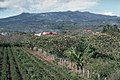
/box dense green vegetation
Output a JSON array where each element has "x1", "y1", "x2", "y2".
[
  {"x1": 0, "y1": 25, "x2": 120, "y2": 80},
  {"x1": 24, "y1": 25, "x2": 120, "y2": 80},
  {"x1": 0, "y1": 45, "x2": 80, "y2": 80}
]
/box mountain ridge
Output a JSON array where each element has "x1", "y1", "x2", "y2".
[
  {"x1": 0, "y1": 11, "x2": 119, "y2": 20},
  {"x1": 0, "y1": 11, "x2": 120, "y2": 32}
]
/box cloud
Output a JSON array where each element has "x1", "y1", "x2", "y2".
[
  {"x1": 102, "y1": 12, "x2": 114, "y2": 16},
  {"x1": 0, "y1": 0, "x2": 22, "y2": 8},
  {"x1": 58, "y1": 0, "x2": 98, "y2": 11},
  {"x1": 100, "y1": 11, "x2": 119, "y2": 16},
  {"x1": 0, "y1": 0, "x2": 98, "y2": 13},
  {"x1": 26, "y1": 0, "x2": 99, "y2": 12}
]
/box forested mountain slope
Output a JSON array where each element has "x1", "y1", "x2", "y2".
[{"x1": 0, "y1": 11, "x2": 120, "y2": 32}]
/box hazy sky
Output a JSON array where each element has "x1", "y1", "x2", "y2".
[{"x1": 0, "y1": 0, "x2": 120, "y2": 18}]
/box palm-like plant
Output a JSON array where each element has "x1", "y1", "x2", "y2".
[{"x1": 65, "y1": 47, "x2": 84, "y2": 70}]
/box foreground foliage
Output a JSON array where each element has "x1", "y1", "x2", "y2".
[
  {"x1": 0, "y1": 46, "x2": 80, "y2": 80},
  {"x1": 26, "y1": 25, "x2": 120, "y2": 80},
  {"x1": 0, "y1": 25, "x2": 120, "y2": 80}
]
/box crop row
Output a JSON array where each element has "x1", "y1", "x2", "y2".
[
  {"x1": 13, "y1": 47, "x2": 79, "y2": 80},
  {"x1": 0, "y1": 46, "x2": 79, "y2": 80},
  {"x1": 13, "y1": 47, "x2": 55, "y2": 80},
  {"x1": 9, "y1": 47, "x2": 23, "y2": 80},
  {"x1": 1, "y1": 47, "x2": 8, "y2": 80},
  {"x1": 0, "y1": 47, "x2": 24, "y2": 80},
  {"x1": 0, "y1": 47, "x2": 4, "y2": 80}
]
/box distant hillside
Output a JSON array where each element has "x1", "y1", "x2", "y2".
[{"x1": 0, "y1": 11, "x2": 120, "y2": 32}]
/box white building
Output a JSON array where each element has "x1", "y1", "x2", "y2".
[{"x1": 34, "y1": 33, "x2": 42, "y2": 36}]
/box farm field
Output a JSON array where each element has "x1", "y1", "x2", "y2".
[
  {"x1": 0, "y1": 25, "x2": 120, "y2": 80},
  {"x1": 0, "y1": 46, "x2": 80, "y2": 80},
  {"x1": 25, "y1": 25, "x2": 120, "y2": 80}
]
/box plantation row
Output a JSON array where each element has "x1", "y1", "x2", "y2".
[
  {"x1": 0, "y1": 47, "x2": 24, "y2": 80},
  {"x1": 0, "y1": 46, "x2": 80, "y2": 80}
]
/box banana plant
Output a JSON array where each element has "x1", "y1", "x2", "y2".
[{"x1": 65, "y1": 47, "x2": 84, "y2": 70}]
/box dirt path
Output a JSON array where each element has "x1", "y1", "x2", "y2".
[
  {"x1": 29, "y1": 50, "x2": 55, "y2": 64},
  {"x1": 28, "y1": 49, "x2": 83, "y2": 75}
]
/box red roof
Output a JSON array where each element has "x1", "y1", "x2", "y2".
[{"x1": 52, "y1": 32, "x2": 57, "y2": 35}]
